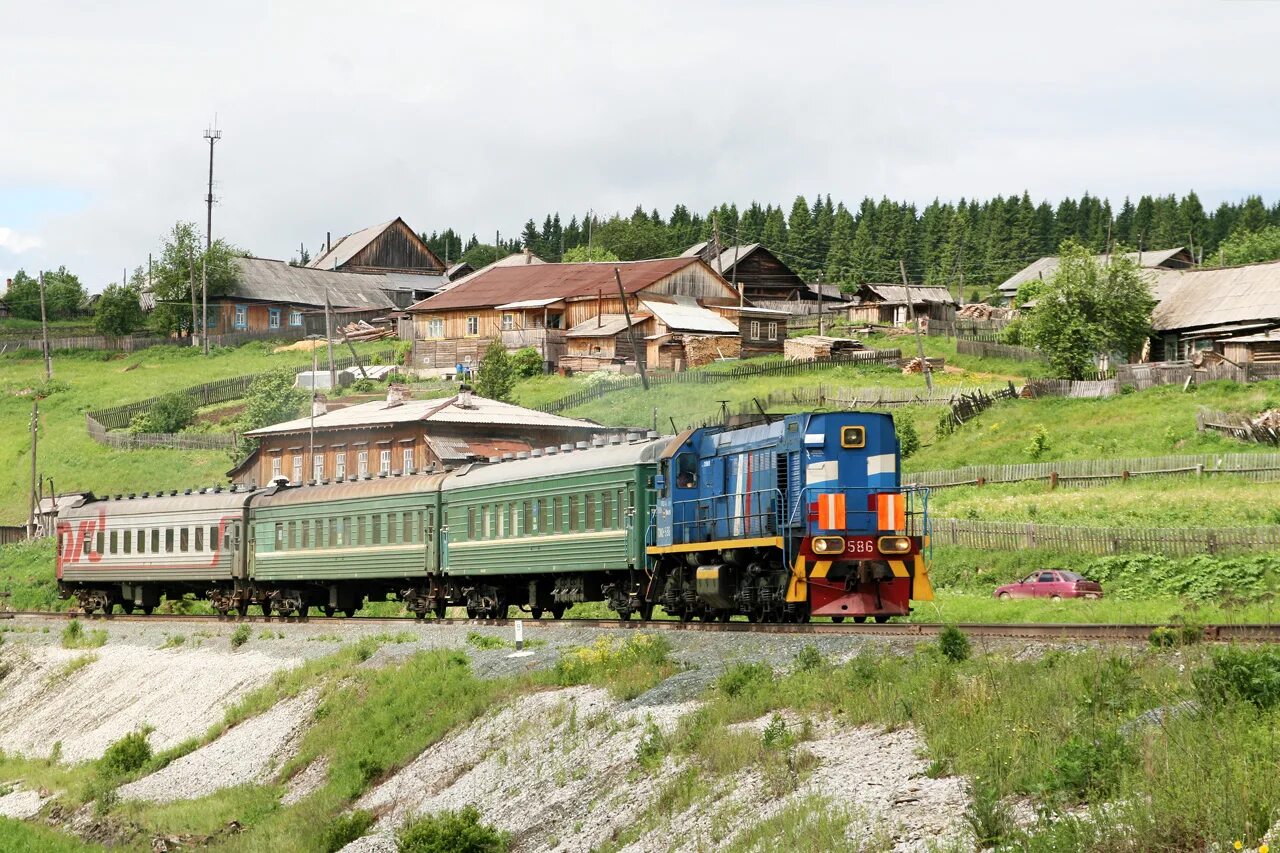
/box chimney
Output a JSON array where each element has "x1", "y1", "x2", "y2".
[
  {"x1": 3, "y1": 278, "x2": 10, "y2": 293},
  {"x1": 385, "y1": 384, "x2": 406, "y2": 408},
  {"x1": 326, "y1": 232, "x2": 332, "y2": 253},
  {"x1": 312, "y1": 396, "x2": 327, "y2": 417},
  {"x1": 457, "y1": 383, "x2": 474, "y2": 409},
  {"x1": 524, "y1": 247, "x2": 532, "y2": 264}
]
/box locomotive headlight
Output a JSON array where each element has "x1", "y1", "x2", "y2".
[
  {"x1": 811, "y1": 536, "x2": 845, "y2": 554},
  {"x1": 878, "y1": 536, "x2": 911, "y2": 554}
]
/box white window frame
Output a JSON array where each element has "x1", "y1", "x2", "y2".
[
  {"x1": 289, "y1": 310, "x2": 303, "y2": 327},
  {"x1": 749, "y1": 320, "x2": 761, "y2": 340},
  {"x1": 269, "y1": 308, "x2": 281, "y2": 330},
  {"x1": 379, "y1": 449, "x2": 392, "y2": 474},
  {"x1": 767, "y1": 322, "x2": 778, "y2": 341},
  {"x1": 358, "y1": 449, "x2": 369, "y2": 477},
  {"x1": 335, "y1": 451, "x2": 347, "y2": 480},
  {"x1": 403, "y1": 447, "x2": 414, "y2": 473},
  {"x1": 313, "y1": 454, "x2": 324, "y2": 481},
  {"x1": 466, "y1": 315, "x2": 479, "y2": 336},
  {"x1": 271, "y1": 456, "x2": 282, "y2": 479},
  {"x1": 501, "y1": 313, "x2": 514, "y2": 331},
  {"x1": 292, "y1": 454, "x2": 302, "y2": 483},
  {"x1": 234, "y1": 304, "x2": 247, "y2": 330},
  {"x1": 427, "y1": 318, "x2": 444, "y2": 339}
]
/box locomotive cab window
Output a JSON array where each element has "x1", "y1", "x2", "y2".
[
  {"x1": 675, "y1": 453, "x2": 698, "y2": 488},
  {"x1": 840, "y1": 426, "x2": 866, "y2": 448}
]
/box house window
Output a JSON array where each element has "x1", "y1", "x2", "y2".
[
  {"x1": 750, "y1": 320, "x2": 761, "y2": 340},
  {"x1": 289, "y1": 310, "x2": 303, "y2": 327},
  {"x1": 271, "y1": 456, "x2": 282, "y2": 479},
  {"x1": 767, "y1": 322, "x2": 778, "y2": 341},
  {"x1": 292, "y1": 455, "x2": 302, "y2": 482},
  {"x1": 234, "y1": 304, "x2": 247, "y2": 329},
  {"x1": 403, "y1": 447, "x2": 414, "y2": 473},
  {"x1": 427, "y1": 318, "x2": 444, "y2": 339},
  {"x1": 335, "y1": 451, "x2": 347, "y2": 479},
  {"x1": 358, "y1": 449, "x2": 369, "y2": 477},
  {"x1": 380, "y1": 449, "x2": 391, "y2": 474},
  {"x1": 466, "y1": 316, "x2": 479, "y2": 336},
  {"x1": 269, "y1": 308, "x2": 282, "y2": 329},
  {"x1": 313, "y1": 454, "x2": 324, "y2": 481},
  {"x1": 501, "y1": 313, "x2": 514, "y2": 331}
]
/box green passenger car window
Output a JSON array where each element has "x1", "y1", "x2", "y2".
[
  {"x1": 467, "y1": 507, "x2": 475, "y2": 541},
  {"x1": 523, "y1": 502, "x2": 532, "y2": 536},
  {"x1": 285, "y1": 522, "x2": 295, "y2": 550},
  {"x1": 426, "y1": 508, "x2": 436, "y2": 544},
  {"x1": 387, "y1": 513, "x2": 397, "y2": 544},
  {"x1": 586, "y1": 494, "x2": 596, "y2": 530},
  {"x1": 602, "y1": 492, "x2": 613, "y2": 529},
  {"x1": 372, "y1": 515, "x2": 382, "y2": 545},
  {"x1": 552, "y1": 497, "x2": 561, "y2": 533},
  {"x1": 569, "y1": 496, "x2": 578, "y2": 532}
]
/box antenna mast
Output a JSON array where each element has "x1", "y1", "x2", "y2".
[{"x1": 202, "y1": 118, "x2": 222, "y2": 355}]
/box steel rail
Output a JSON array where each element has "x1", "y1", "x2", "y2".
[{"x1": 6, "y1": 610, "x2": 1280, "y2": 642}]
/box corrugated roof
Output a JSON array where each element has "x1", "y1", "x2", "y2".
[
  {"x1": 495, "y1": 297, "x2": 564, "y2": 310},
  {"x1": 565, "y1": 313, "x2": 650, "y2": 338},
  {"x1": 308, "y1": 220, "x2": 396, "y2": 270},
  {"x1": 998, "y1": 247, "x2": 1189, "y2": 294},
  {"x1": 410, "y1": 257, "x2": 704, "y2": 312},
  {"x1": 244, "y1": 393, "x2": 606, "y2": 437},
  {"x1": 425, "y1": 435, "x2": 531, "y2": 463},
  {"x1": 443, "y1": 437, "x2": 667, "y2": 490},
  {"x1": 641, "y1": 296, "x2": 738, "y2": 333},
  {"x1": 231, "y1": 257, "x2": 396, "y2": 309},
  {"x1": 1151, "y1": 261, "x2": 1280, "y2": 332},
  {"x1": 859, "y1": 284, "x2": 957, "y2": 305},
  {"x1": 680, "y1": 240, "x2": 711, "y2": 258},
  {"x1": 382, "y1": 272, "x2": 448, "y2": 294}
]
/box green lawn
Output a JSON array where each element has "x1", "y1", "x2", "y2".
[{"x1": 0, "y1": 342, "x2": 388, "y2": 524}]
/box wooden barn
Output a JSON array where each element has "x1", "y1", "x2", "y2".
[
  {"x1": 407, "y1": 256, "x2": 749, "y2": 373},
  {"x1": 309, "y1": 218, "x2": 448, "y2": 307},
  {"x1": 683, "y1": 241, "x2": 812, "y2": 304},
  {"x1": 847, "y1": 284, "x2": 958, "y2": 327}
]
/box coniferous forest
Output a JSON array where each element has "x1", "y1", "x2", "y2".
[{"x1": 422, "y1": 192, "x2": 1280, "y2": 296}]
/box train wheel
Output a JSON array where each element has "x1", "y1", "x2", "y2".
[
  {"x1": 550, "y1": 604, "x2": 566, "y2": 620},
  {"x1": 434, "y1": 603, "x2": 448, "y2": 619},
  {"x1": 142, "y1": 605, "x2": 154, "y2": 616},
  {"x1": 122, "y1": 602, "x2": 135, "y2": 615},
  {"x1": 718, "y1": 611, "x2": 731, "y2": 623},
  {"x1": 531, "y1": 607, "x2": 544, "y2": 620},
  {"x1": 830, "y1": 616, "x2": 844, "y2": 624},
  {"x1": 343, "y1": 608, "x2": 356, "y2": 618},
  {"x1": 638, "y1": 602, "x2": 655, "y2": 621},
  {"x1": 617, "y1": 610, "x2": 632, "y2": 623},
  {"x1": 679, "y1": 609, "x2": 694, "y2": 623},
  {"x1": 237, "y1": 602, "x2": 250, "y2": 619},
  {"x1": 466, "y1": 607, "x2": 479, "y2": 619},
  {"x1": 853, "y1": 615, "x2": 867, "y2": 624},
  {"x1": 323, "y1": 606, "x2": 336, "y2": 618},
  {"x1": 874, "y1": 615, "x2": 890, "y2": 624},
  {"x1": 415, "y1": 611, "x2": 426, "y2": 620},
  {"x1": 261, "y1": 602, "x2": 273, "y2": 618}
]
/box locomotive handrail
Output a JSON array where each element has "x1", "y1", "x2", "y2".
[{"x1": 788, "y1": 484, "x2": 930, "y2": 538}]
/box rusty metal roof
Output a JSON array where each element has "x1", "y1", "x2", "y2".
[
  {"x1": 565, "y1": 313, "x2": 649, "y2": 338},
  {"x1": 408, "y1": 257, "x2": 703, "y2": 312},
  {"x1": 425, "y1": 435, "x2": 531, "y2": 463}
]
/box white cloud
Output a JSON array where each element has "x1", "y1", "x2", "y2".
[
  {"x1": 3, "y1": 0, "x2": 1280, "y2": 289},
  {"x1": 0, "y1": 228, "x2": 42, "y2": 254}
]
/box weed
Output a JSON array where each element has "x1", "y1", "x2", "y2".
[
  {"x1": 1025, "y1": 424, "x2": 1050, "y2": 459},
  {"x1": 54, "y1": 653, "x2": 98, "y2": 680},
  {"x1": 99, "y1": 728, "x2": 153, "y2": 777},
  {"x1": 761, "y1": 713, "x2": 795, "y2": 750},
  {"x1": 1049, "y1": 729, "x2": 1131, "y2": 798},
  {"x1": 160, "y1": 634, "x2": 186, "y2": 648},
  {"x1": 396, "y1": 805, "x2": 510, "y2": 852},
  {"x1": 229, "y1": 624, "x2": 250, "y2": 649},
  {"x1": 792, "y1": 643, "x2": 823, "y2": 672},
  {"x1": 964, "y1": 778, "x2": 1016, "y2": 848},
  {"x1": 1194, "y1": 645, "x2": 1280, "y2": 709},
  {"x1": 466, "y1": 631, "x2": 508, "y2": 650},
  {"x1": 551, "y1": 634, "x2": 675, "y2": 700},
  {"x1": 1148, "y1": 623, "x2": 1202, "y2": 648},
  {"x1": 937, "y1": 625, "x2": 971, "y2": 662},
  {"x1": 635, "y1": 719, "x2": 667, "y2": 771},
  {"x1": 717, "y1": 662, "x2": 774, "y2": 698},
  {"x1": 61, "y1": 619, "x2": 106, "y2": 649}
]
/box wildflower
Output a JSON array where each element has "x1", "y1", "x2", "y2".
[
  {"x1": 1260, "y1": 845, "x2": 1268, "y2": 853},
  {"x1": 1234, "y1": 842, "x2": 1243, "y2": 851}
]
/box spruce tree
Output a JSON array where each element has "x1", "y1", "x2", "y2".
[
  {"x1": 823, "y1": 203, "x2": 857, "y2": 286},
  {"x1": 785, "y1": 195, "x2": 817, "y2": 279},
  {"x1": 761, "y1": 205, "x2": 788, "y2": 254}
]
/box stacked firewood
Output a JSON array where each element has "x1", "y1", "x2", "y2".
[
  {"x1": 901, "y1": 356, "x2": 945, "y2": 374},
  {"x1": 956, "y1": 303, "x2": 1011, "y2": 320},
  {"x1": 342, "y1": 321, "x2": 394, "y2": 342},
  {"x1": 784, "y1": 336, "x2": 865, "y2": 361}
]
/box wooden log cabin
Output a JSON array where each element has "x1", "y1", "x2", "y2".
[
  {"x1": 308, "y1": 217, "x2": 449, "y2": 307},
  {"x1": 407, "y1": 256, "x2": 779, "y2": 373}
]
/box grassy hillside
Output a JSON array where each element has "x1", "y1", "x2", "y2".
[{"x1": 0, "y1": 343, "x2": 387, "y2": 524}]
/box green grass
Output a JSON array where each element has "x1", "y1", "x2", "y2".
[
  {"x1": 0, "y1": 818, "x2": 103, "y2": 851},
  {"x1": 931, "y1": 475, "x2": 1280, "y2": 527},
  {"x1": 0, "y1": 341, "x2": 388, "y2": 524},
  {"x1": 913, "y1": 590, "x2": 1280, "y2": 625},
  {"x1": 0, "y1": 538, "x2": 65, "y2": 610}
]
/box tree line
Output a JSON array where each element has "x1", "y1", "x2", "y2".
[{"x1": 422, "y1": 192, "x2": 1280, "y2": 294}]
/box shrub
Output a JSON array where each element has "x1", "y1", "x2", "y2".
[
  {"x1": 1025, "y1": 424, "x2": 1050, "y2": 460},
  {"x1": 230, "y1": 624, "x2": 251, "y2": 649},
  {"x1": 793, "y1": 644, "x2": 824, "y2": 673},
  {"x1": 239, "y1": 368, "x2": 306, "y2": 434},
  {"x1": 1148, "y1": 624, "x2": 1203, "y2": 648},
  {"x1": 1049, "y1": 729, "x2": 1130, "y2": 798},
  {"x1": 895, "y1": 419, "x2": 920, "y2": 460},
  {"x1": 938, "y1": 625, "x2": 971, "y2": 663},
  {"x1": 397, "y1": 806, "x2": 510, "y2": 853},
  {"x1": 509, "y1": 347, "x2": 544, "y2": 379},
  {"x1": 99, "y1": 729, "x2": 153, "y2": 777},
  {"x1": 965, "y1": 779, "x2": 1016, "y2": 847},
  {"x1": 61, "y1": 619, "x2": 106, "y2": 649},
  {"x1": 466, "y1": 631, "x2": 507, "y2": 650},
  {"x1": 717, "y1": 662, "x2": 774, "y2": 698},
  {"x1": 322, "y1": 811, "x2": 374, "y2": 852},
  {"x1": 129, "y1": 392, "x2": 197, "y2": 434},
  {"x1": 1194, "y1": 645, "x2": 1280, "y2": 710},
  {"x1": 761, "y1": 713, "x2": 795, "y2": 750},
  {"x1": 475, "y1": 340, "x2": 515, "y2": 402},
  {"x1": 635, "y1": 718, "x2": 667, "y2": 771}
]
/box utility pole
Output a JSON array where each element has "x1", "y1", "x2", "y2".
[
  {"x1": 900, "y1": 259, "x2": 933, "y2": 392},
  {"x1": 614, "y1": 268, "x2": 648, "y2": 390},
  {"x1": 324, "y1": 295, "x2": 336, "y2": 389},
  {"x1": 203, "y1": 120, "x2": 221, "y2": 254},
  {"x1": 201, "y1": 253, "x2": 209, "y2": 355},
  {"x1": 37, "y1": 272, "x2": 51, "y2": 381},
  {"x1": 26, "y1": 401, "x2": 38, "y2": 539},
  {"x1": 188, "y1": 251, "x2": 197, "y2": 345},
  {"x1": 309, "y1": 336, "x2": 319, "y2": 482}
]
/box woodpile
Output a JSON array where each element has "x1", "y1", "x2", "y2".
[
  {"x1": 683, "y1": 335, "x2": 741, "y2": 369},
  {"x1": 784, "y1": 336, "x2": 866, "y2": 361},
  {"x1": 901, "y1": 356, "x2": 945, "y2": 374},
  {"x1": 342, "y1": 320, "x2": 394, "y2": 342},
  {"x1": 1255, "y1": 410, "x2": 1280, "y2": 430},
  {"x1": 957, "y1": 303, "x2": 1012, "y2": 320}
]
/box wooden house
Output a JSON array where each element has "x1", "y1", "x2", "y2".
[
  {"x1": 309, "y1": 218, "x2": 448, "y2": 308},
  {"x1": 847, "y1": 284, "x2": 957, "y2": 327},
  {"x1": 407, "y1": 256, "x2": 747, "y2": 373},
  {"x1": 229, "y1": 388, "x2": 615, "y2": 485},
  {"x1": 1149, "y1": 260, "x2": 1280, "y2": 361},
  {"x1": 997, "y1": 246, "x2": 1194, "y2": 302},
  {"x1": 683, "y1": 241, "x2": 812, "y2": 304}
]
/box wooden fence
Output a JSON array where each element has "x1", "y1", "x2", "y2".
[
  {"x1": 1197, "y1": 409, "x2": 1280, "y2": 446},
  {"x1": 933, "y1": 518, "x2": 1280, "y2": 557},
  {"x1": 906, "y1": 451, "x2": 1280, "y2": 489},
  {"x1": 0, "y1": 526, "x2": 29, "y2": 546},
  {"x1": 927, "y1": 317, "x2": 1013, "y2": 339},
  {"x1": 537, "y1": 348, "x2": 903, "y2": 413},
  {"x1": 0, "y1": 327, "x2": 313, "y2": 355},
  {"x1": 1025, "y1": 361, "x2": 1280, "y2": 401},
  {"x1": 955, "y1": 338, "x2": 1045, "y2": 362},
  {"x1": 84, "y1": 348, "x2": 396, "y2": 449},
  {"x1": 754, "y1": 384, "x2": 1007, "y2": 410}
]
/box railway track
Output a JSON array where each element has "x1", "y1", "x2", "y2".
[{"x1": 5, "y1": 609, "x2": 1280, "y2": 642}]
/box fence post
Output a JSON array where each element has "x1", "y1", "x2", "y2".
[
  {"x1": 1049, "y1": 472, "x2": 1058, "y2": 490},
  {"x1": 1195, "y1": 464, "x2": 1204, "y2": 478}
]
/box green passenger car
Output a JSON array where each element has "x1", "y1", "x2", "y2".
[
  {"x1": 249, "y1": 475, "x2": 446, "y2": 616},
  {"x1": 440, "y1": 438, "x2": 666, "y2": 618}
]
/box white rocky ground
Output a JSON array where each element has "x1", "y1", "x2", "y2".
[
  {"x1": 0, "y1": 784, "x2": 54, "y2": 820},
  {"x1": 0, "y1": 640, "x2": 301, "y2": 763}
]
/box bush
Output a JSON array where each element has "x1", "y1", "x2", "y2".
[
  {"x1": 635, "y1": 718, "x2": 667, "y2": 771},
  {"x1": 1194, "y1": 646, "x2": 1280, "y2": 710},
  {"x1": 475, "y1": 340, "x2": 514, "y2": 402},
  {"x1": 230, "y1": 624, "x2": 251, "y2": 649},
  {"x1": 938, "y1": 625, "x2": 971, "y2": 663},
  {"x1": 1024, "y1": 424, "x2": 1050, "y2": 460},
  {"x1": 1148, "y1": 624, "x2": 1203, "y2": 648},
  {"x1": 965, "y1": 778, "x2": 1016, "y2": 847},
  {"x1": 793, "y1": 644, "x2": 823, "y2": 673},
  {"x1": 61, "y1": 619, "x2": 106, "y2": 649},
  {"x1": 99, "y1": 729, "x2": 153, "y2": 776},
  {"x1": 128, "y1": 392, "x2": 197, "y2": 434},
  {"x1": 717, "y1": 662, "x2": 774, "y2": 698},
  {"x1": 509, "y1": 347, "x2": 544, "y2": 379},
  {"x1": 895, "y1": 419, "x2": 920, "y2": 460},
  {"x1": 322, "y1": 811, "x2": 374, "y2": 852},
  {"x1": 1049, "y1": 729, "x2": 1130, "y2": 798},
  {"x1": 239, "y1": 368, "x2": 306, "y2": 433},
  {"x1": 397, "y1": 806, "x2": 510, "y2": 853}
]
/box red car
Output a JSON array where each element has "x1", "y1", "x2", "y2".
[{"x1": 994, "y1": 570, "x2": 1103, "y2": 601}]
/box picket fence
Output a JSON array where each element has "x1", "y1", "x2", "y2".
[
  {"x1": 955, "y1": 338, "x2": 1045, "y2": 361},
  {"x1": 906, "y1": 451, "x2": 1280, "y2": 489},
  {"x1": 1197, "y1": 409, "x2": 1280, "y2": 446},
  {"x1": 537, "y1": 348, "x2": 903, "y2": 413},
  {"x1": 0, "y1": 526, "x2": 28, "y2": 546},
  {"x1": 0, "y1": 327, "x2": 311, "y2": 355},
  {"x1": 932, "y1": 518, "x2": 1280, "y2": 557}
]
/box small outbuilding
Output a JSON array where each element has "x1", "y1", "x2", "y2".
[{"x1": 847, "y1": 284, "x2": 958, "y2": 327}]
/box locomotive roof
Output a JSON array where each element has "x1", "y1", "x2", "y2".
[
  {"x1": 58, "y1": 486, "x2": 267, "y2": 520},
  {"x1": 443, "y1": 437, "x2": 668, "y2": 490},
  {"x1": 253, "y1": 471, "x2": 450, "y2": 507}
]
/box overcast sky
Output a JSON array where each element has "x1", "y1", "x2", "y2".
[{"x1": 4, "y1": 0, "x2": 1280, "y2": 289}]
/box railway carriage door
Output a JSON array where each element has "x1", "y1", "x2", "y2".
[{"x1": 425, "y1": 506, "x2": 437, "y2": 572}]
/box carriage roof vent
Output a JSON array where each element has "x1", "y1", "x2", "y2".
[
  {"x1": 502, "y1": 452, "x2": 514, "y2": 461},
  {"x1": 576, "y1": 441, "x2": 589, "y2": 450},
  {"x1": 171, "y1": 490, "x2": 179, "y2": 496},
  {"x1": 626, "y1": 431, "x2": 640, "y2": 442},
  {"x1": 609, "y1": 434, "x2": 623, "y2": 445},
  {"x1": 646, "y1": 430, "x2": 659, "y2": 440},
  {"x1": 531, "y1": 448, "x2": 543, "y2": 457},
  {"x1": 545, "y1": 446, "x2": 558, "y2": 455},
  {"x1": 516, "y1": 451, "x2": 529, "y2": 459},
  {"x1": 488, "y1": 456, "x2": 500, "y2": 463},
  {"x1": 591, "y1": 436, "x2": 605, "y2": 447},
  {"x1": 561, "y1": 443, "x2": 574, "y2": 453},
  {"x1": 127, "y1": 493, "x2": 136, "y2": 499}
]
